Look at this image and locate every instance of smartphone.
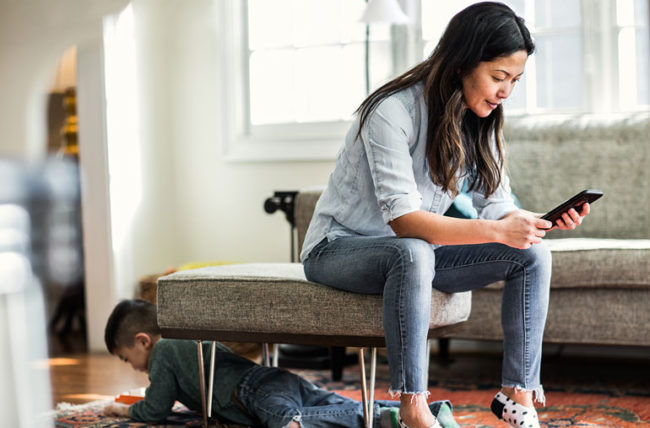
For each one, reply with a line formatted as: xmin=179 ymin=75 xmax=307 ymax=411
xmin=541 ymin=189 xmax=603 ymax=226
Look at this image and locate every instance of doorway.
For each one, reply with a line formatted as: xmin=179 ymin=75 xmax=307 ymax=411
xmin=43 ymin=46 xmax=87 ymax=354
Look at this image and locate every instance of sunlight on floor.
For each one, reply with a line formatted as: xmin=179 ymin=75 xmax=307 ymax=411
xmin=34 ymin=357 xmax=81 ymax=369
xmin=61 ymin=393 xmax=113 ymax=401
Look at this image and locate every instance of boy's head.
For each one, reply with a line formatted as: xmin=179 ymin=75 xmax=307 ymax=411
xmin=105 ymin=299 xmax=161 ymax=372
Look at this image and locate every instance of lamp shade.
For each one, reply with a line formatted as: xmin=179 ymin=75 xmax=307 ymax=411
xmin=359 ymin=0 xmax=410 ymax=24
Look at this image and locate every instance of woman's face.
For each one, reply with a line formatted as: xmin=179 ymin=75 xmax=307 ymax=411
xmin=461 ymin=50 xmax=528 ymax=117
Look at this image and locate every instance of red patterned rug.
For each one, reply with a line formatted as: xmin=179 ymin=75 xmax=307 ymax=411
xmin=303 ymin=361 xmax=650 ymax=427
xmin=52 ymin=364 xmax=650 ymax=427
xmin=53 ymin=400 xmax=204 ymax=427
xmin=332 ymin=387 xmax=650 ymax=427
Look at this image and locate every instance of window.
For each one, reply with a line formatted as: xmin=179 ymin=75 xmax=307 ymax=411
xmin=247 ymin=0 xmax=392 ymax=126
xmin=219 ymin=0 xmax=403 ymax=160
xmin=617 ymin=0 xmax=650 ymax=109
xmin=221 ymin=0 xmax=649 ymax=160
xmin=421 ymin=0 xmax=650 ymax=114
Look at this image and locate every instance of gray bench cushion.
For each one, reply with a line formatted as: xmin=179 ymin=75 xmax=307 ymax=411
xmin=157 ymin=263 xmax=471 ymax=346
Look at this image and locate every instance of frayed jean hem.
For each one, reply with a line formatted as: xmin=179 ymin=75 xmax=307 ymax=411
xmin=388 ymin=388 xmax=431 ymax=402
xmin=501 ymin=383 xmax=546 ymax=406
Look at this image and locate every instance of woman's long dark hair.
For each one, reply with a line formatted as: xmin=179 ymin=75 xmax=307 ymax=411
xmin=356 ymin=2 xmax=534 ymax=197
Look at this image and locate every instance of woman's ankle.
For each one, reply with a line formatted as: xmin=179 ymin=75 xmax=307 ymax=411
xmin=500 ymin=387 xmax=534 ymax=408
xmin=399 ymin=394 xmax=436 ymax=428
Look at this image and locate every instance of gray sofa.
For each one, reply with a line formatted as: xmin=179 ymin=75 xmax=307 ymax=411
xmin=448 ymin=112 xmax=650 ymax=346
xmin=159 ymin=113 xmax=650 ymax=351
xmin=292 ymin=113 xmax=650 ymax=348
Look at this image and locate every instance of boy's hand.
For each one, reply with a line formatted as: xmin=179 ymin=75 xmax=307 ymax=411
xmin=104 ymin=402 xmax=130 ymax=417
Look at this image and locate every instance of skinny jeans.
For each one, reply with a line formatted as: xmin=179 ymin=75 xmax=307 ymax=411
xmin=303 ymin=237 xmax=552 ymax=396
xmin=237 ymin=365 xmax=451 ymax=428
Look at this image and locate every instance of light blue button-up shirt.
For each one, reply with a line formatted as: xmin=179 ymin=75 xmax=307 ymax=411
xmin=300 ymin=82 xmax=517 ymax=262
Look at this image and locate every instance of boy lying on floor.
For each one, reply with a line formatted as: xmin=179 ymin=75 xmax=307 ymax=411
xmin=103 ymin=299 xmax=459 ymax=428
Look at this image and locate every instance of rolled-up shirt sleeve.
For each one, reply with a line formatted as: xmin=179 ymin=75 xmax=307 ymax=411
xmin=471 ymin=173 xmax=518 ymax=220
xmin=361 ymin=98 xmax=423 ymax=223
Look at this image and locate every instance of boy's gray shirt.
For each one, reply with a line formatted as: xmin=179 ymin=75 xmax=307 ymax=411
xmin=129 ymin=338 xmax=256 ymax=425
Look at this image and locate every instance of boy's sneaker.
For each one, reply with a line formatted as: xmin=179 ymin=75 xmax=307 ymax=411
xmin=381 ymin=402 xmax=458 ymax=428
xmin=433 ymin=402 xmax=459 ymax=428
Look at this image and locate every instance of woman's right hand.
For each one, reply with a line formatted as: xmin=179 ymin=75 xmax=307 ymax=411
xmin=497 ymin=210 xmax=552 ymax=249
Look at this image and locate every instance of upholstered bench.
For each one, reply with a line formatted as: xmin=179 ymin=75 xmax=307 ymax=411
xmin=156 ymin=191 xmax=472 ymax=427
xmin=157 ymin=263 xmax=470 ymax=348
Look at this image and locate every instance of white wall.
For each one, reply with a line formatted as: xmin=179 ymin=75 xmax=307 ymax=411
xmin=0 ymin=0 xmax=337 ymax=351
xmin=142 ymin=0 xmax=335 ymax=265
xmin=105 ymin=0 xmax=335 ymax=350
xmin=77 ymin=40 xmax=118 ymax=354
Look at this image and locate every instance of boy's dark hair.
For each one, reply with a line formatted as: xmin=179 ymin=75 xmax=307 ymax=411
xmin=104 ymin=299 xmax=161 ymax=353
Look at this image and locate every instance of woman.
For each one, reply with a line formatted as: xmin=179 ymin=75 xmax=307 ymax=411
xmin=301 ymin=2 xmax=590 ymax=428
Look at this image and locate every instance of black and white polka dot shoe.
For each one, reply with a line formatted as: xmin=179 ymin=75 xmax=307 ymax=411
xmin=490 ymin=391 xmax=539 ymax=428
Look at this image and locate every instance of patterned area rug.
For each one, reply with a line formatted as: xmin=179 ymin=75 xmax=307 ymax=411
xmin=51 ymin=364 xmax=650 ymax=427
xmin=301 ymin=363 xmax=650 ymax=428
xmin=53 ymin=400 xmax=206 ymax=427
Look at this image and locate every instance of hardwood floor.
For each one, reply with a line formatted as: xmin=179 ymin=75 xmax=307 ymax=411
xmin=49 ymin=352 xmax=149 ymax=406
xmin=47 ymin=331 xmax=650 ymax=409
xmin=48 ymin=331 xmax=149 ymax=406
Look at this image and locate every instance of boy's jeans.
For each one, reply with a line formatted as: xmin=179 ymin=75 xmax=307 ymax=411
xmin=236 ymin=365 xmax=451 ymax=428
xmin=303 ymin=237 xmax=551 ymax=398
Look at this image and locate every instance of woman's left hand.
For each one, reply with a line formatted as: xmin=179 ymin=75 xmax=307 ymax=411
xmin=548 ymin=203 xmax=590 ymax=230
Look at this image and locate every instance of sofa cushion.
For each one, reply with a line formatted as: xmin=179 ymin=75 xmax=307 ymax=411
xmin=453 ymin=287 xmax=650 ymax=346
xmin=504 ymin=113 xmax=650 ymax=239
xmin=484 ymin=238 xmax=650 ymax=290
xmin=546 ymin=238 xmax=650 ymax=288
xmin=157 ymin=263 xmax=471 ymax=340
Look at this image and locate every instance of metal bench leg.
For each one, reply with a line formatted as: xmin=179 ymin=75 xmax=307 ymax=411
xmin=358 ymin=347 xmax=377 ymax=428
xmin=272 ymin=343 xmax=280 ymax=367
xmin=368 ymin=347 xmax=377 ymax=428
xmin=262 ymin=342 xmax=271 ymax=366
xmin=197 ymin=340 xmax=208 ymax=428
xmin=358 ymin=348 xmax=369 ymax=426
xmin=207 ymin=341 xmax=216 ymax=418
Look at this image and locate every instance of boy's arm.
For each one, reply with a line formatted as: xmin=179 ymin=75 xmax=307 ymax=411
xmin=128 ymin=364 xmax=179 ymax=422
xmin=103 ymin=373 xmax=178 ymax=422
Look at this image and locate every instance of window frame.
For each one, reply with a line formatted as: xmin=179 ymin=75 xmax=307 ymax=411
xmin=218 ymin=0 xmax=420 ymax=161
xmin=220 ymin=0 xmax=649 ymax=162
xmin=218 ymin=0 xmax=363 ymax=161
xmin=502 ymin=0 xmax=650 ymax=116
